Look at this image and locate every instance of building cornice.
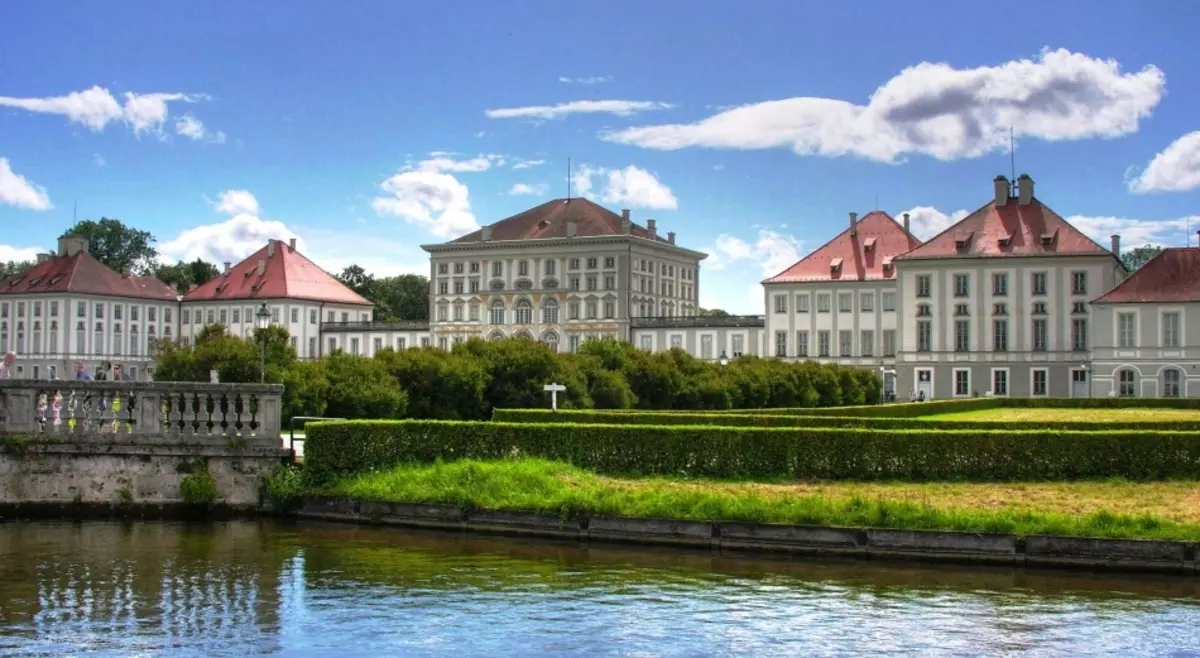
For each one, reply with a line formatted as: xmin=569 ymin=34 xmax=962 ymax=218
xmin=421 ymin=235 xmax=709 ymax=260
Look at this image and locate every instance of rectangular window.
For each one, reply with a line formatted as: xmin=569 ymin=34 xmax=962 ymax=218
xmin=1032 ymin=318 xmax=1048 ymax=352
xmin=308 ymin=337 xmax=316 ymax=357
xmin=545 ymin=260 xmax=556 ymax=276
xmin=917 ymin=321 xmax=932 ymax=352
xmin=993 ymin=319 xmax=1009 ymax=352
xmin=953 ymin=274 xmax=970 ymax=297
xmin=207 ymin=310 xmax=215 ymax=324
xmin=1033 ymin=369 xmax=1048 ymax=396
xmin=470 ymin=262 xmax=479 ymax=274
xmin=453 ymin=281 xmax=463 ymax=294
xmin=231 ymin=308 xmax=240 ymax=323
xmin=955 ymin=320 xmax=970 ymax=352
xmin=700 ymin=335 xmax=713 ymax=360
xmin=883 ymin=330 xmax=895 ymax=357
xmin=860 ymin=330 xmax=874 ymax=357
xmin=1032 ymin=272 xmax=1047 ymax=296
xmin=438 ymin=263 xmax=448 ymax=275
xmin=453 ymin=304 xmax=463 ymax=321
xmin=95 ymin=303 xmax=104 ymax=319
xmin=774 ymin=331 xmax=787 ymax=357
xmin=272 ymin=308 xmax=281 ymax=323
xmin=438 ymin=337 xmax=447 ymax=351
xmin=77 ymin=302 xmax=86 ymax=318
xmin=669 ymin=335 xmax=682 ymax=349
xmin=219 ymin=309 xmax=227 ymax=324
xmin=1071 ymin=271 xmax=1088 ymax=295
xmin=568 ymin=335 xmax=580 ymax=353
xmin=796 ymin=295 xmax=810 ymax=313
xmin=492 ymin=261 xmax=503 ymax=277
xmin=586 ymin=276 xmax=597 ymax=291
xmin=470 ymin=280 xmax=480 ymax=293
xmin=954 ymin=370 xmax=970 ymax=396
xmin=420 ymin=337 xmax=430 ymax=348
xmin=1072 ymin=318 xmax=1088 ymax=351
xmin=817 ymin=294 xmax=831 ymax=313
xmin=518 ymin=261 xmax=528 ymax=276
xmin=1163 ymin=312 xmax=1181 ymax=348
xmin=50 ymin=301 xmax=58 ymax=317
xmin=1118 ymin=313 xmax=1136 ymax=348
xmin=860 ymin=293 xmax=874 ymax=312
xmin=640 ymin=335 xmax=653 ymax=351
xmin=349 ymin=337 xmax=360 ymax=355
xmin=148 ymin=307 xmax=157 ymax=322
xmin=586 ymin=302 xmax=597 ymax=319
xmin=839 ymin=330 xmax=852 ymax=357
xmin=818 ymin=330 xmax=830 ymax=357
xmin=993 ymin=273 xmax=1008 ymax=296
xmin=838 ymin=293 xmax=852 ymax=312
xmin=731 ymin=334 xmax=744 ymax=357
xmin=604 ymin=257 xmax=615 ymax=269
xmin=568 ymin=303 xmax=579 ymax=320
xmin=603 ymin=302 xmax=614 ymax=319
xmin=882 ymin=292 xmax=896 ymax=311
xmin=328 ymin=338 xmax=337 ymax=354
xmin=796 ymin=331 xmax=809 ymax=357
xmin=587 ymin=258 xmax=597 ymax=269
xmin=438 ymin=281 xmax=448 ymax=295
xmin=397 ymin=337 xmax=407 ymax=350
xmin=993 ymin=370 xmax=1009 ymax=396
xmin=773 ymin=295 xmax=787 ymax=313
xmin=604 ymin=276 xmax=614 ymax=290
xmin=916 ymin=275 xmax=931 ymax=298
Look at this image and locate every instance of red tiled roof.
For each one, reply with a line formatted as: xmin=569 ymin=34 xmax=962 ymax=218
xmin=0 ymin=252 xmax=177 ymax=300
xmin=764 ymin=211 xmax=921 ymax=283
xmin=1092 ymin=248 xmax=1200 ymax=304
xmin=450 ymin=198 xmax=668 ymax=244
xmin=183 ymin=240 xmax=371 ymax=305
xmin=897 ymin=197 xmax=1113 ymax=260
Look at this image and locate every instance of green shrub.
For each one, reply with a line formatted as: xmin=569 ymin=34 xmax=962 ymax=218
xmin=179 ymin=470 xmax=219 ymax=506
xmin=304 ymin=419 xmax=1200 ymax=484
xmin=262 ymin=464 xmax=307 ymax=511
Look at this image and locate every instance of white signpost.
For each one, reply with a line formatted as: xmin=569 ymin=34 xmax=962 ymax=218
xmin=543 ymin=382 xmax=566 ymax=411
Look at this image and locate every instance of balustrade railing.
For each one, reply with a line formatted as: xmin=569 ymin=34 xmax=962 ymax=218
xmin=0 ymin=380 xmax=283 ymax=443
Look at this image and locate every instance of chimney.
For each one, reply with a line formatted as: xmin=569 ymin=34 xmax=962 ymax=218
xmin=36 ymin=253 xmax=51 ymax=264
xmin=902 ymin=212 xmax=911 ymax=235
xmin=122 ymin=265 xmax=133 ymax=278
xmin=223 ymin=261 xmax=232 ymax=275
xmin=566 ymin=221 xmax=577 ymax=238
xmin=256 ymin=259 xmax=266 ymax=276
xmin=1017 ymin=173 xmax=1034 ymax=205
xmin=667 ymin=231 xmax=676 ymax=245
xmin=621 ymin=209 xmax=631 ymax=234
xmin=849 ymin=212 xmax=858 ymax=235
xmin=994 ymin=175 xmax=1010 ymax=207
xmin=289 ymin=237 xmax=297 ymax=252
xmin=1111 ymin=235 xmax=1121 ymax=258
xmin=481 ymin=226 xmax=492 ymax=241
xmin=267 ymin=241 xmax=275 ymax=257
xmin=57 ymin=234 xmax=89 ymax=257
xmin=188 ymin=283 xmax=198 ymax=292
xmin=646 ymin=219 xmax=657 ymax=238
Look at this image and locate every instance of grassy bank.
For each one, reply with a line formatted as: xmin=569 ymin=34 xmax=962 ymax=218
xmin=922 ymin=408 xmax=1200 ymax=423
xmin=312 ymin=458 xmax=1200 ymax=542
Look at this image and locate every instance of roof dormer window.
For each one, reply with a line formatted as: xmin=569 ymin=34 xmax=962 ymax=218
xmin=998 ymin=231 xmax=1013 ymax=247
xmin=954 ymin=232 xmax=973 ymax=251
xmin=863 ymin=236 xmax=877 ymax=250
xmin=1040 ymin=229 xmax=1057 ymax=246
xmin=829 ymin=257 xmax=843 ymax=272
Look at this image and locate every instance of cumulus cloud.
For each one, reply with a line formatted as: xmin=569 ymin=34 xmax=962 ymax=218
xmin=174 ymin=114 xmax=224 ymax=143
xmin=1067 ymin=214 xmax=1198 ymax=249
xmin=509 ymin=183 xmax=549 ymax=196
xmin=485 ymin=100 xmax=674 ymax=120
xmin=213 ymin=189 xmax=261 ymax=216
xmin=705 ymin=229 xmax=801 ymax=278
xmin=512 ymin=158 xmax=546 ymax=170
xmin=0 ymin=158 xmax=53 ymax=210
xmin=570 ymin=164 xmax=678 ymax=209
xmin=898 ymin=206 xmax=970 ymax=240
xmin=603 ymin=48 xmax=1165 ymax=162
xmin=1127 ymin=131 xmax=1200 ymax=193
xmin=371 ymin=170 xmax=480 ymax=239
xmin=160 ymin=190 xmax=300 ymax=264
xmin=408 ymin=152 xmax=503 ymax=173
xmin=0 ymin=244 xmax=43 ymax=264
xmin=0 ymin=85 xmax=212 ymax=138
xmin=558 ymin=75 xmax=612 ymax=84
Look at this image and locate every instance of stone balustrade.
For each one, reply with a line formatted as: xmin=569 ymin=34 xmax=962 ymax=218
xmin=0 ymin=380 xmax=283 ymax=444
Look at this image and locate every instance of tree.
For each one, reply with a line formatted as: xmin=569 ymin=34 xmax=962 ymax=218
xmin=698 ymin=307 xmax=731 ymax=317
xmin=64 ymin=218 xmax=158 ymax=275
xmin=155 ymin=258 xmax=220 ymax=293
xmin=0 ymin=261 xmax=33 ymax=279
xmin=337 ymin=265 xmax=430 ymax=321
xmin=1121 ymin=245 xmax=1162 ymax=271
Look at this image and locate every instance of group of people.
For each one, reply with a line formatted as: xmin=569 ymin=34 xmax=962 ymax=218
xmin=0 ymin=353 xmax=125 ymax=381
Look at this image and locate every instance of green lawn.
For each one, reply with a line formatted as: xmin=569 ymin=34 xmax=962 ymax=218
xmin=922 ymin=407 xmax=1200 ymax=423
xmin=317 ymin=458 xmax=1200 ymax=541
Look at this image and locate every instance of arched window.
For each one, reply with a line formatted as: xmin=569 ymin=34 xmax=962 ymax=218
xmin=488 ymin=330 xmax=505 ymax=341
xmin=490 ymin=299 xmax=505 ymax=325
xmin=515 ymin=298 xmax=533 ymax=325
xmin=541 ymin=331 xmax=559 ymax=352
xmin=1118 ymin=369 xmax=1137 ymax=397
xmin=542 ymin=298 xmax=559 ymax=324
xmin=1163 ymin=368 xmax=1182 ymax=398
xmin=514 ymin=330 xmax=533 ymax=340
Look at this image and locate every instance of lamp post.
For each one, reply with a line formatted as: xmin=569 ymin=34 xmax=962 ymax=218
xmin=718 ymin=350 xmax=728 ymax=367
xmin=255 ymin=303 xmax=271 ymax=383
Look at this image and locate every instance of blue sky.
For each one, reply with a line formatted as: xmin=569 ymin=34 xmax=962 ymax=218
xmin=2 ymin=0 xmax=1199 ymax=313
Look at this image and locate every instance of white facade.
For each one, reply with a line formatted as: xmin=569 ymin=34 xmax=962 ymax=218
xmin=1090 ymin=300 xmax=1200 ymax=398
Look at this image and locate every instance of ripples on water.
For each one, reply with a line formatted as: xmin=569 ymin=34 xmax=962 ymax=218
xmin=0 ymin=520 xmax=1197 ymax=657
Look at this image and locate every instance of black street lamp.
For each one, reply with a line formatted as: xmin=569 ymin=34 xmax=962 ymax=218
xmin=718 ymin=350 xmax=728 ymax=367
xmin=255 ymin=303 xmax=271 ymax=383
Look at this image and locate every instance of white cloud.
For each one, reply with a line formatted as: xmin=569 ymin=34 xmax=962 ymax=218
xmin=570 ymin=164 xmax=678 ymax=209
xmin=92 ymin=153 xmax=107 ymax=168
xmin=712 ymin=164 xmax=724 ymax=171
xmin=705 ymin=229 xmax=801 ymax=278
xmin=899 ymin=205 xmax=969 ymax=240
xmin=292 ymin=226 xmax=429 ymax=278
xmin=371 ymin=170 xmax=479 ymax=239
xmin=512 ymin=158 xmax=546 ymax=170
xmin=1127 ymin=130 xmax=1200 ymax=193
xmin=161 ymin=190 xmax=299 ymax=264
xmin=603 ymin=48 xmax=1165 ymax=162
xmin=0 ymin=158 xmax=53 ymax=211
xmin=0 ymin=244 xmax=43 ymax=263
xmin=0 ymin=85 xmax=212 ymax=138
xmin=409 ymin=152 xmax=502 ymax=173
xmin=485 ymin=100 xmax=673 ymax=120
xmin=175 ymin=114 xmax=206 ymax=140
xmin=1067 ymin=214 xmax=1198 ymax=249
xmin=509 ymin=183 xmax=549 ymax=196
xmin=558 ymin=75 xmax=612 ymax=84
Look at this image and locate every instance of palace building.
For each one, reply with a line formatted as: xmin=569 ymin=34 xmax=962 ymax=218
xmin=2 ymin=176 xmax=1195 ymax=397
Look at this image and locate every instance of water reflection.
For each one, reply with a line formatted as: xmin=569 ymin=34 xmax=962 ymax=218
xmin=0 ymin=520 xmax=1197 ymax=656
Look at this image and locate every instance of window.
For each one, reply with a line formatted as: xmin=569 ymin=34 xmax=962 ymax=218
xmin=700 ymin=335 xmax=713 ymax=360
xmin=350 ymin=338 xmax=360 ymax=355
xmin=95 ymin=303 xmax=104 ymax=319
xmin=438 ymin=263 xmax=449 ymax=275
xmin=112 ymin=324 xmax=122 ymax=355
xmin=397 ymin=337 xmax=407 ymax=350
xmin=438 ymin=281 xmax=449 ymax=295
xmin=568 ymin=302 xmax=579 ymax=320
xmin=1032 ymin=272 xmax=1047 ymax=296
xmin=993 ymin=303 xmax=1008 ymax=316
xmin=76 ymin=322 xmax=85 ymax=353
xmin=49 ymin=322 xmax=58 ymax=354
xmin=818 ymin=330 xmax=830 ymax=357
xmin=817 ymin=294 xmax=831 ymax=313
xmin=1032 ymin=369 xmax=1048 ymax=396
xmin=437 ymin=304 xmax=449 ymax=322
xmin=917 ymin=321 xmax=932 ymax=352
xmin=796 ymin=295 xmax=810 ymax=313
xmin=955 ymin=320 xmax=970 ymax=352
xmin=219 ymin=309 xmax=228 ymax=324
xmin=638 ymin=335 xmax=653 ymax=351
xmin=470 ymin=280 xmax=480 ymax=293
xmin=543 ymin=299 xmax=559 ymax=324
xmin=604 ymin=276 xmax=614 ymax=290
xmin=732 ymin=335 xmax=744 ymax=357
xmin=492 ymin=261 xmax=503 ymax=277
xmin=453 ymin=281 xmax=463 ymax=294
xmin=470 ymin=262 xmax=480 ymax=274
xmin=518 ymin=260 xmax=529 ymax=276
xmin=774 ymin=331 xmax=788 ymax=357
xmin=514 ymin=299 xmax=532 ymax=324
xmin=453 ymin=262 xmax=463 ymax=274
xmin=93 ymin=323 xmax=103 ymax=355
xmin=569 ymin=258 xmax=580 ymax=270
xmin=1032 ymin=302 xmax=1047 ymax=315
xmin=774 ymin=295 xmax=787 ymax=313
xmin=877 ymin=292 xmax=894 ymax=313
xmin=148 ymin=307 xmax=156 ymax=322
xmin=839 ymin=330 xmax=852 ymax=357
xmin=1071 ymin=271 xmax=1088 ymax=295
xmin=569 ymin=276 xmax=580 ymax=291
xmin=227 ymin=308 xmax=238 ymax=323
xmin=603 ymin=302 xmax=615 ymax=319
xmin=587 ymin=258 xmax=597 ymax=269
xmin=469 ymin=303 xmax=480 ymax=321
xmin=883 ymin=330 xmax=896 ymax=357
xmin=1118 ymin=313 xmax=1136 ymax=348
xmin=1032 ymin=318 xmax=1048 ymax=352
xmin=604 ymin=257 xmax=614 ymax=268
xmin=453 ymin=303 xmax=463 ymax=321
xmin=993 ymin=369 xmax=1009 ymax=396
xmin=308 ymin=337 xmax=317 ymax=357
xmin=992 ymin=273 xmax=1008 ymax=297
xmin=954 ymin=370 xmax=970 ymax=396
xmin=341 ymin=312 xmax=349 ymax=322
xmin=1072 ymin=302 xmax=1087 ymax=314
xmin=1163 ymin=369 xmax=1182 ymax=398
xmin=1072 ymin=318 xmax=1088 ymax=352
xmin=586 ymin=302 xmax=597 ymax=319
xmin=993 ymin=319 xmax=1008 ymax=352
xmin=860 ymin=293 xmax=874 ymax=312
xmin=796 ymin=331 xmax=809 ymax=357
xmin=916 ymin=275 xmax=931 ymax=298
xmin=113 ymin=304 xmax=122 ymax=320
xmin=206 ymin=309 xmax=215 ymax=324
xmin=586 ymin=276 xmax=597 ymax=291
xmin=373 ymin=337 xmax=383 ymax=354
xmin=545 ymin=260 xmax=556 ymax=276
xmin=490 ymin=300 xmax=505 ymax=325
xmin=1163 ymin=312 xmax=1181 ymax=348
xmin=838 ymin=293 xmax=852 ymax=313
xmin=917 ymin=304 xmax=932 ymax=317
xmin=1118 ymin=369 xmax=1136 ymax=397
xmin=954 ymin=304 xmax=969 ymax=316
xmin=16 ymin=302 xmax=24 ymax=317
xmin=34 ymin=301 xmax=44 ymax=317
xmin=568 ymin=335 xmax=580 ymax=353
xmin=164 ymin=308 xmax=172 ymax=324
xmin=860 ymin=330 xmax=874 ymax=357
xmin=670 ymin=335 xmax=682 ymax=349
xmin=77 ymin=302 xmax=86 ymax=318
xmin=953 ymin=274 xmax=970 ymax=297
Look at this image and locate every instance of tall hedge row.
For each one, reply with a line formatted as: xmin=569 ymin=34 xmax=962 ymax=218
xmin=491 ymin=408 xmax=1200 ymax=431
xmin=638 ymin=397 xmax=1200 ymax=418
xmin=304 ymin=420 xmax=1200 ymax=483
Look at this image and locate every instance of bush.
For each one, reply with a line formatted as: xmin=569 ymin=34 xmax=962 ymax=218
xmin=262 ymin=464 xmax=307 ymax=511
xmin=322 ymin=352 xmax=408 ymax=419
xmin=304 ymin=419 xmax=1200 ymax=484
xmin=179 ymin=470 xmax=219 ymax=506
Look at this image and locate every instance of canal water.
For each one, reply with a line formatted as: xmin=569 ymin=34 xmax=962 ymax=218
xmin=0 ymin=521 xmax=1197 ymax=656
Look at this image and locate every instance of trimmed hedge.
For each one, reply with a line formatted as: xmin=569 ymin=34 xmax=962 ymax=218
xmin=491 ymin=408 xmax=1200 ymax=431
xmin=609 ymin=397 xmax=1200 ymax=418
xmin=304 ymin=419 xmax=1200 ymax=483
